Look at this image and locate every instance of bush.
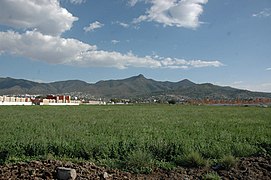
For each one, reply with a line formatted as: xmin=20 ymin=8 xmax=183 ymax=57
xmin=177 ymin=152 xmax=207 ymax=167
xmin=124 ymin=149 xmax=154 ymax=174
xmin=219 ymin=155 xmax=237 ymax=170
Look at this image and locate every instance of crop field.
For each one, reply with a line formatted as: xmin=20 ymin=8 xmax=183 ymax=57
xmin=0 ymin=105 xmax=270 ymax=172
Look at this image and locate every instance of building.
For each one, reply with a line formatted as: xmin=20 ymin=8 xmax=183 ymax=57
xmin=0 ymin=95 xmax=80 ymax=106
xmin=0 ymin=96 xmax=32 ymax=105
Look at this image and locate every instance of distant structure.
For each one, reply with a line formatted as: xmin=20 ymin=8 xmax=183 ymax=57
xmin=0 ymin=95 xmax=81 ymax=106
xmin=39 ymin=95 xmax=80 ymax=105
xmin=87 ymin=100 xmax=106 ymax=105
xmin=1 ymin=94 xmax=271 ymax=106
xmin=0 ymin=96 xmax=32 ymax=105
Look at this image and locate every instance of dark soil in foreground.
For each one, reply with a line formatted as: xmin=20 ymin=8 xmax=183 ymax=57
xmin=0 ymin=156 xmax=270 ymax=180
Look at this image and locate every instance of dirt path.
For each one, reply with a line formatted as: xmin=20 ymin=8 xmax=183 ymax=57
xmin=0 ymin=156 xmax=270 ymax=179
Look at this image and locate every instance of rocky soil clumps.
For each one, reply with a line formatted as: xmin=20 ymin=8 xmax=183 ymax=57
xmin=0 ymin=156 xmax=270 ymax=179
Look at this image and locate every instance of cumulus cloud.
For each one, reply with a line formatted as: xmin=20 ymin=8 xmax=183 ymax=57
xmin=252 ymin=9 xmax=271 ymax=18
xmin=0 ymin=30 xmax=97 ymax=65
xmin=0 ymin=30 xmax=223 ymax=69
xmin=83 ymin=21 xmax=104 ymax=32
xmin=0 ymin=0 xmax=78 ymax=36
xmin=0 ymin=0 xmax=222 ymax=70
xmin=133 ymin=0 xmax=208 ymax=29
xmin=266 ymin=68 xmax=271 ymax=71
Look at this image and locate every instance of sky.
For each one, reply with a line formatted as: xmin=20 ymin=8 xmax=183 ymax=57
xmin=0 ymin=0 xmax=270 ymax=92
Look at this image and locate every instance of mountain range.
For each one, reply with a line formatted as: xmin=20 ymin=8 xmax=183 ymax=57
xmin=0 ymin=75 xmax=271 ymax=100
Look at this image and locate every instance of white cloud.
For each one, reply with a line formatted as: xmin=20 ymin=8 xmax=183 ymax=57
xmin=0 ymin=0 xmax=222 ymax=70
xmin=0 ymin=0 xmax=78 ymax=36
xmin=216 ymin=81 xmax=271 ymax=93
xmin=128 ymin=0 xmax=140 ymax=7
xmin=0 ymin=30 xmax=97 ymax=65
xmin=230 ymin=82 xmax=271 ymax=93
xmin=259 ymin=83 xmax=271 ymax=92
xmin=69 ymin=0 xmax=86 ymax=4
xmin=114 ymin=21 xmax=130 ymax=28
xmin=111 ymin=40 xmax=120 ymax=44
xmin=232 ymin=81 xmax=244 ymax=85
xmin=133 ymin=0 xmax=208 ymax=29
xmin=0 ymin=30 xmax=223 ymax=69
xmin=252 ymin=9 xmax=271 ymax=18
xmin=266 ymin=68 xmax=271 ymax=71
xmin=161 ymin=57 xmax=223 ymax=69
xmin=83 ymin=21 xmax=104 ymax=32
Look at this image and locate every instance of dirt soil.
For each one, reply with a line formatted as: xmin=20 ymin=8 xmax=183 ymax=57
xmin=0 ymin=156 xmax=270 ymax=180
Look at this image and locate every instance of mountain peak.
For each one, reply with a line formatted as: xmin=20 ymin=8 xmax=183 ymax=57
xmin=137 ymin=74 xmax=145 ymax=78
xmin=179 ymin=79 xmax=194 ymax=83
xmin=128 ymin=74 xmax=147 ymax=81
xmin=176 ymin=79 xmax=195 ymax=87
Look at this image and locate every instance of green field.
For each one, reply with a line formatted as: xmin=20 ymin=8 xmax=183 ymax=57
xmin=0 ymin=105 xmax=270 ymax=172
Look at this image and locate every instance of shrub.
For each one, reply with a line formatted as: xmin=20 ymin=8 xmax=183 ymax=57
xmin=124 ymin=149 xmax=154 ymax=174
xmin=178 ymin=151 xmax=207 ymax=167
xmin=219 ymin=155 xmax=237 ymax=170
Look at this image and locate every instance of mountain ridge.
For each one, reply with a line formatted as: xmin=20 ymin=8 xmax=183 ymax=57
xmin=0 ymin=75 xmax=270 ymax=99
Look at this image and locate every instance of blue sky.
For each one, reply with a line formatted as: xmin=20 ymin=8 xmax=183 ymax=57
xmin=0 ymin=0 xmax=270 ymax=92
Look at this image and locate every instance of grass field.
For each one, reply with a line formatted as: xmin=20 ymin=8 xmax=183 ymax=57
xmin=0 ymin=105 xmax=270 ymax=172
